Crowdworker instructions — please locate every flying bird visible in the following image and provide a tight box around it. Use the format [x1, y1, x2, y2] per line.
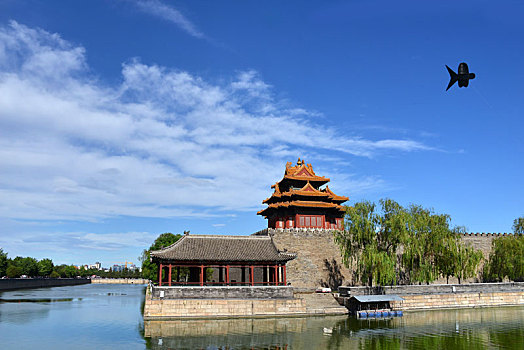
[446, 62, 476, 91]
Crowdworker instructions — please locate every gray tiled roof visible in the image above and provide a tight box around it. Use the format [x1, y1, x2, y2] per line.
[150, 234, 297, 262]
[352, 295, 404, 302]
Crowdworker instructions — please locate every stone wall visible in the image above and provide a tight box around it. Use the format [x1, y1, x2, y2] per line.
[143, 287, 307, 319]
[0, 278, 90, 291]
[152, 285, 294, 299]
[393, 291, 524, 311]
[338, 283, 524, 311]
[255, 228, 352, 289]
[339, 282, 524, 296]
[460, 232, 512, 258]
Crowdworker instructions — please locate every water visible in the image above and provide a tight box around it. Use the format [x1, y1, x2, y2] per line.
[1, 284, 523, 349]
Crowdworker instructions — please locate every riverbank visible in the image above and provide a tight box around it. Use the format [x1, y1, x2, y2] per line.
[91, 278, 148, 284]
[0, 277, 90, 291]
[143, 286, 348, 319]
[338, 282, 524, 311]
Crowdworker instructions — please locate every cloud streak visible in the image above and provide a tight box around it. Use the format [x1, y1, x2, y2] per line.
[131, 0, 204, 38]
[0, 21, 431, 225]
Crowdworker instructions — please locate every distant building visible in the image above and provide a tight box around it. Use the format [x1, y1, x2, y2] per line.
[112, 264, 125, 272]
[88, 262, 102, 270]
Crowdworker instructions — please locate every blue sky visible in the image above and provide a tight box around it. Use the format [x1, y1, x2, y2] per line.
[0, 0, 522, 267]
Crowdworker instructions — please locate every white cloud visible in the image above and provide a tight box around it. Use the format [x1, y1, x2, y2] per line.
[0, 21, 431, 224]
[131, 0, 204, 38]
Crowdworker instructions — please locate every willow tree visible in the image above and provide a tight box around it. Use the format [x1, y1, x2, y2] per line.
[483, 233, 524, 282]
[334, 200, 398, 287]
[513, 217, 524, 234]
[335, 199, 483, 286]
[437, 227, 483, 284]
[401, 205, 456, 284]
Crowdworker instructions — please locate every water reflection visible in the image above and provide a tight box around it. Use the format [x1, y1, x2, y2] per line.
[0, 284, 147, 350]
[0, 297, 77, 303]
[1, 285, 521, 350]
[144, 307, 524, 350]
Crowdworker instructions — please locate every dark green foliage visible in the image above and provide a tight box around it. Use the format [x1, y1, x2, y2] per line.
[513, 217, 524, 234]
[483, 234, 524, 282]
[335, 198, 483, 286]
[53, 264, 77, 278]
[334, 200, 398, 286]
[0, 249, 141, 279]
[12, 256, 39, 277]
[37, 258, 54, 277]
[0, 248, 7, 277]
[140, 232, 183, 281]
[6, 264, 22, 278]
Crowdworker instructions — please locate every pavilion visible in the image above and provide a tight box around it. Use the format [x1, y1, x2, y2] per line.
[257, 158, 348, 229]
[150, 234, 296, 286]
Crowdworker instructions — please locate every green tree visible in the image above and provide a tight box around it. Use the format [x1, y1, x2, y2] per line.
[53, 264, 77, 278]
[334, 201, 397, 286]
[484, 234, 524, 282]
[0, 248, 7, 277]
[6, 264, 22, 278]
[513, 217, 524, 234]
[435, 226, 483, 284]
[335, 199, 483, 286]
[140, 232, 183, 281]
[401, 205, 454, 284]
[13, 256, 39, 277]
[38, 258, 54, 277]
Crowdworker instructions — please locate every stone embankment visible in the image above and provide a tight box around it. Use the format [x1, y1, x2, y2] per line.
[0, 278, 90, 291]
[91, 278, 148, 284]
[338, 282, 524, 311]
[298, 292, 348, 315]
[143, 285, 347, 319]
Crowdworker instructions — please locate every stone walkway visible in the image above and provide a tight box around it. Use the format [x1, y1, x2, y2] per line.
[297, 292, 348, 315]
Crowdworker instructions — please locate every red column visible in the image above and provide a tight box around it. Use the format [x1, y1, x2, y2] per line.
[295, 214, 300, 228]
[250, 265, 254, 286]
[283, 265, 287, 285]
[226, 265, 230, 285]
[159, 263, 163, 286]
[168, 264, 172, 286]
[200, 264, 204, 286]
[274, 265, 278, 285]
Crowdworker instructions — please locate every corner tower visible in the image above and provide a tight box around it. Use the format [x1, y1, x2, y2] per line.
[257, 159, 348, 229]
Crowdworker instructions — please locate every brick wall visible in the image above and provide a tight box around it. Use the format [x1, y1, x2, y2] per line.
[339, 282, 524, 296]
[143, 287, 307, 319]
[0, 278, 90, 290]
[460, 232, 512, 258]
[258, 228, 352, 289]
[394, 291, 524, 311]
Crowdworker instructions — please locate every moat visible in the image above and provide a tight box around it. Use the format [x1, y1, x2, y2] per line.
[0, 284, 522, 349]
